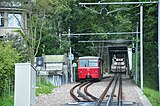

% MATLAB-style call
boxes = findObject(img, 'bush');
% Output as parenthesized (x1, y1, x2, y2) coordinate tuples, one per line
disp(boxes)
(0, 94, 14, 106)
(36, 77, 56, 96)
(144, 87, 160, 106)
(0, 42, 20, 96)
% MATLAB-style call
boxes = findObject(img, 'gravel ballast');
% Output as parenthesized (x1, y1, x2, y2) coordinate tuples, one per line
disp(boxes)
(36, 74, 142, 106)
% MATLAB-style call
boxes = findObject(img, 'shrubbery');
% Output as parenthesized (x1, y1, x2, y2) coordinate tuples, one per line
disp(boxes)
(144, 87, 160, 106)
(0, 42, 20, 96)
(36, 76, 56, 96)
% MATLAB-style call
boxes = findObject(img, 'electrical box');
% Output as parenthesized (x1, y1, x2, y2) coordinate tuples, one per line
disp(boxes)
(14, 63, 36, 106)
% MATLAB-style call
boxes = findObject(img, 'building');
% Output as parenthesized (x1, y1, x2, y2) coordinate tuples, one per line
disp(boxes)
(0, 1, 27, 37)
(36, 54, 69, 86)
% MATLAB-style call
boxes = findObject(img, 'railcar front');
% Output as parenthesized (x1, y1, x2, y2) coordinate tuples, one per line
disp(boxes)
(78, 56, 103, 81)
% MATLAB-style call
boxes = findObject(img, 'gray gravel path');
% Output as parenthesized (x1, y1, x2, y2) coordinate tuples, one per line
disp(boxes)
(36, 74, 142, 106)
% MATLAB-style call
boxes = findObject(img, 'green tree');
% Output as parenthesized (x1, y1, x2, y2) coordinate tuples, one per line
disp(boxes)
(143, 4, 158, 89)
(0, 42, 20, 96)
(12, 0, 54, 64)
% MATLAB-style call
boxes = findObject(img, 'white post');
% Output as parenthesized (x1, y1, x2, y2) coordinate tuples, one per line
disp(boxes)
(158, 0, 160, 95)
(73, 63, 77, 82)
(132, 34, 134, 76)
(70, 47, 73, 82)
(68, 27, 73, 83)
(74, 67, 76, 82)
(64, 65, 68, 84)
(140, 5, 143, 90)
(136, 22, 139, 84)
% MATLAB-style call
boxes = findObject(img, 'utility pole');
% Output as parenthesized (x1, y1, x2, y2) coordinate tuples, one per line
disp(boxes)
(132, 34, 134, 77)
(158, 0, 160, 95)
(136, 22, 139, 84)
(68, 28, 73, 83)
(140, 5, 143, 90)
(70, 47, 73, 82)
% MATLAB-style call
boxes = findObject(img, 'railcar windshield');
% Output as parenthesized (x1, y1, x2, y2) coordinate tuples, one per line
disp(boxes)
(79, 59, 98, 67)
(89, 60, 98, 67)
(80, 59, 88, 67)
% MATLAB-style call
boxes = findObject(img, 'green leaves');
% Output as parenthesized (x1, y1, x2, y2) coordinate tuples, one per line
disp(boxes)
(0, 42, 20, 96)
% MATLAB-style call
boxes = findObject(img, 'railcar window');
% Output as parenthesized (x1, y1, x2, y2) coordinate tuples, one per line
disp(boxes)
(80, 59, 88, 67)
(89, 59, 98, 67)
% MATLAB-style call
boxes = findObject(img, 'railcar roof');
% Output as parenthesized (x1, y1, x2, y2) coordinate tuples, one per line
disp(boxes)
(79, 56, 100, 59)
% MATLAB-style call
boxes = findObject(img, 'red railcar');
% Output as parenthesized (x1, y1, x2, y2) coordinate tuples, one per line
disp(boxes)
(78, 56, 103, 81)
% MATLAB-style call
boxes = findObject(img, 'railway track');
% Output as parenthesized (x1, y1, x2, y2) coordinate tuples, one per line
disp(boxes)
(69, 60, 135, 106)
(94, 61, 123, 106)
(69, 73, 123, 106)
(70, 81, 98, 102)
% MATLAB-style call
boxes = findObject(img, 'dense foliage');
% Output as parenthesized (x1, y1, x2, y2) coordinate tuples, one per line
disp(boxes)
(0, 42, 20, 96)
(0, 94, 14, 106)
(144, 87, 160, 105)
(143, 4, 158, 89)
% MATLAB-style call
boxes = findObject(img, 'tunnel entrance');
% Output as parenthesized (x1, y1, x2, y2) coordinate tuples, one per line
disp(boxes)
(103, 40, 132, 75)
(108, 46, 129, 74)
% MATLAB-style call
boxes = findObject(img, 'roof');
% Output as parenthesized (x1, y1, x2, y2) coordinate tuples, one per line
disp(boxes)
(45, 55, 65, 62)
(35, 54, 67, 63)
(79, 56, 100, 59)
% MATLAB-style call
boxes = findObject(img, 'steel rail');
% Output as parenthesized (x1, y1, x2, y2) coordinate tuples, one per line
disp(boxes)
(105, 74, 120, 106)
(118, 61, 123, 106)
(84, 82, 98, 101)
(106, 61, 123, 106)
(77, 82, 92, 101)
(118, 74, 122, 106)
(84, 76, 111, 101)
(70, 83, 82, 102)
(94, 75, 115, 106)
(104, 61, 123, 106)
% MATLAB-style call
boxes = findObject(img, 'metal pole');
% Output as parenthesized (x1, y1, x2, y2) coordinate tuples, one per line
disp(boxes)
(140, 5, 143, 90)
(65, 65, 68, 84)
(132, 34, 134, 77)
(136, 22, 139, 84)
(70, 47, 73, 82)
(158, 0, 160, 95)
(68, 28, 73, 82)
(74, 67, 76, 82)
(79, 1, 158, 5)
(62, 32, 139, 36)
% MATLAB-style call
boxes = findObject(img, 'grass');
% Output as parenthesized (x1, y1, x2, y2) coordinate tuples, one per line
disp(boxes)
(143, 87, 160, 106)
(0, 94, 14, 106)
(36, 82, 56, 96)
(0, 79, 56, 106)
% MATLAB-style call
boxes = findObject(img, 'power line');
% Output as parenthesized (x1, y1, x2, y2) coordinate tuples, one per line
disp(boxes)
(62, 32, 140, 36)
(79, 1, 158, 5)
(78, 40, 132, 43)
